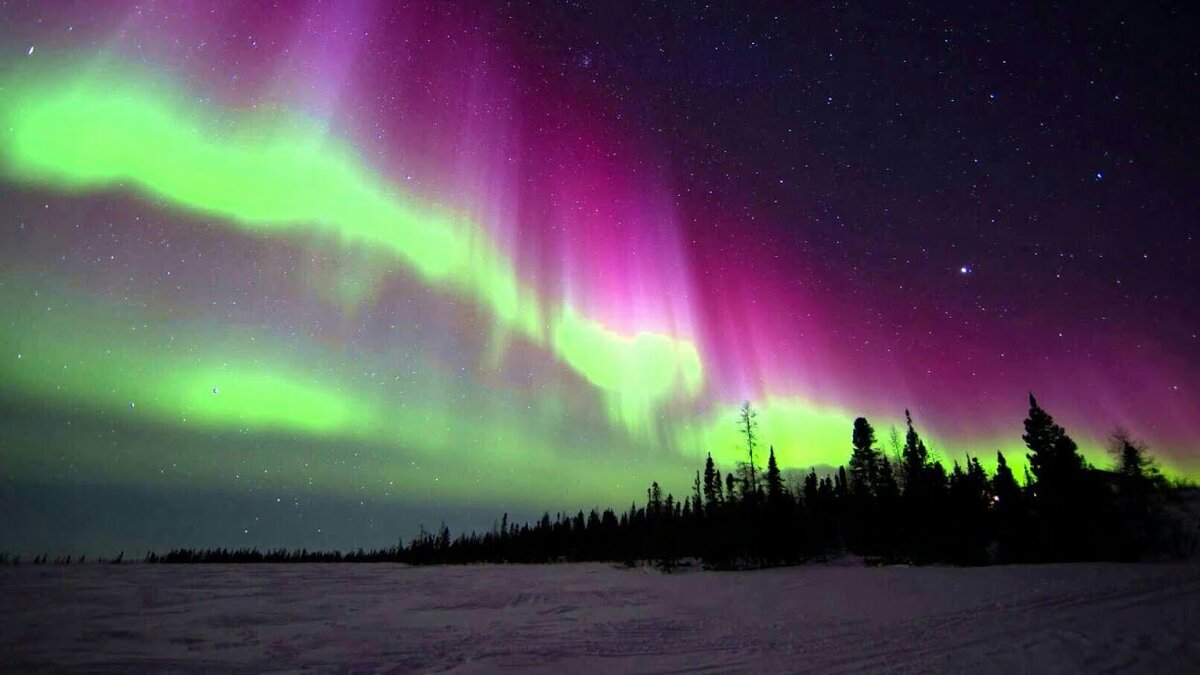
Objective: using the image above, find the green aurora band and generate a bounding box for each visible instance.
[0,276,659,506]
[0,60,702,437]
[1,57,1194,510]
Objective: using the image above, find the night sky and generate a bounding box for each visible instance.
[1,0,1197,554]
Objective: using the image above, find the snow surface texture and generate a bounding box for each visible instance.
[2,561,1199,673]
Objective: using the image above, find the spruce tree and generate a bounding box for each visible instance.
[992,452,1020,505]
[1022,395,1092,560]
[849,417,880,498]
[1023,394,1084,490]
[803,469,818,504]
[648,482,664,517]
[703,454,719,514]
[992,451,1025,562]
[737,401,760,496]
[876,456,899,505]
[765,446,784,505]
[762,446,787,562]
[848,417,884,554]
[1109,430,1164,557]
[1110,429,1162,490]
[898,411,943,561]
[900,409,930,494]
[947,455,991,564]
[875,455,900,557]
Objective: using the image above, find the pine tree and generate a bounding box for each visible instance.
[737,401,760,496]
[992,452,1020,505]
[703,454,720,514]
[1023,394,1084,490]
[739,460,758,502]
[846,417,883,554]
[897,411,945,561]
[947,455,991,564]
[875,455,900,556]
[1022,395,1092,560]
[900,409,930,494]
[992,451,1025,562]
[1109,429,1161,488]
[876,456,899,505]
[765,447,784,504]
[928,461,948,498]
[1109,429,1165,557]
[803,469,819,506]
[648,482,663,517]
[967,456,989,496]
[849,417,880,498]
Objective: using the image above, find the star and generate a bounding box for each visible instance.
[0,0,1195,561]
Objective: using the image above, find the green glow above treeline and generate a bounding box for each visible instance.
[0,276,669,505]
[1,55,1194,510]
[0,57,702,436]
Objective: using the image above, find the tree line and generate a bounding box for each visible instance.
[383,395,1193,569]
[10,395,1190,568]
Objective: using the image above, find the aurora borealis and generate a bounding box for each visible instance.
[2,1,1198,553]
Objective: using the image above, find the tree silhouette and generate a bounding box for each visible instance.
[1023,394,1085,490]
[875,455,900,556]
[648,482,663,517]
[991,451,1027,562]
[1110,428,1162,489]
[845,417,878,553]
[947,455,992,564]
[738,401,760,497]
[900,409,930,491]
[703,453,720,515]
[1022,395,1104,560]
[132,395,1185,570]
[897,410,950,561]
[765,446,784,505]
[849,417,880,498]
[1108,429,1167,557]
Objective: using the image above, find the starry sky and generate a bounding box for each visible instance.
[1,1,1198,554]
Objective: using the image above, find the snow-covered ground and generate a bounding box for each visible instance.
[2,560,1198,673]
